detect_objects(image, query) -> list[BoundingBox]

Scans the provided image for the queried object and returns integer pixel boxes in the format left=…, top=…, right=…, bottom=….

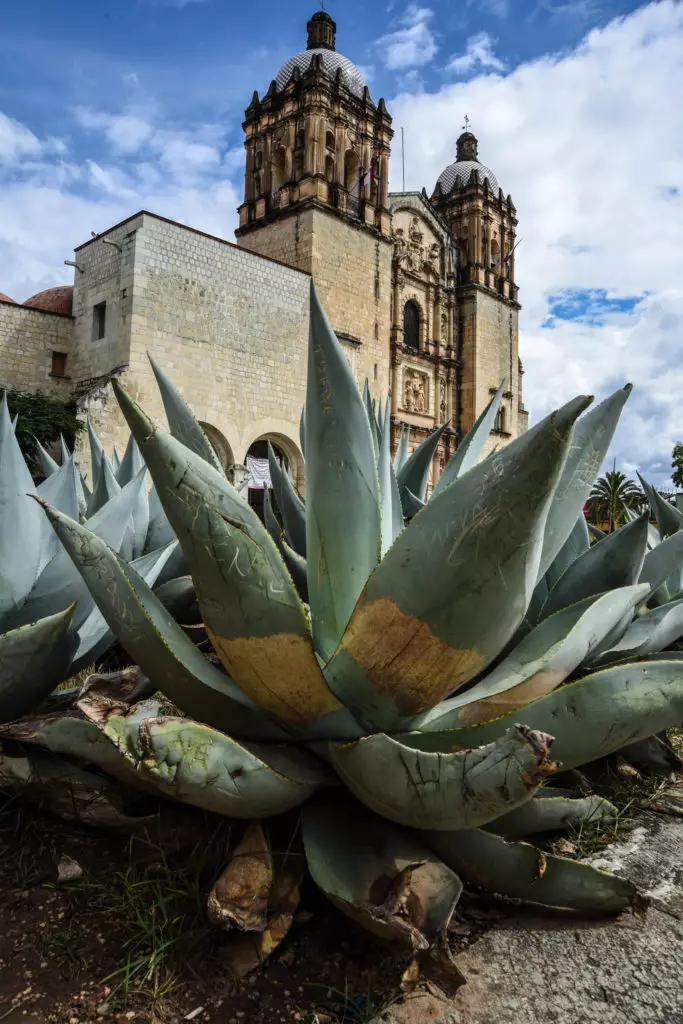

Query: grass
left=299, top=972, right=403, bottom=1023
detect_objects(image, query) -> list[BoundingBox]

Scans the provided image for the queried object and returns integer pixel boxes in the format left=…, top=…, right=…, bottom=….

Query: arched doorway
left=403, top=300, right=420, bottom=351
left=245, top=433, right=304, bottom=522
left=198, top=421, right=234, bottom=473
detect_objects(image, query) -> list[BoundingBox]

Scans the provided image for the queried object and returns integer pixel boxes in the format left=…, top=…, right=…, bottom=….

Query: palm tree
left=586, top=463, right=644, bottom=533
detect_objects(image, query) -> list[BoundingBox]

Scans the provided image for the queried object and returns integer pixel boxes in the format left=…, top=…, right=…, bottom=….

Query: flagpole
left=401, top=127, right=405, bottom=191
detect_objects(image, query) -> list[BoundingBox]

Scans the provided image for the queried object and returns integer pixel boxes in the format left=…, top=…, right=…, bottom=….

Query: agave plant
left=3, top=284, right=683, bottom=973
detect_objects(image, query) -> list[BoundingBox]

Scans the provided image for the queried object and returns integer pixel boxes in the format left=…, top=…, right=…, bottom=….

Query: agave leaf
left=281, top=538, right=309, bottom=605
left=305, top=284, right=382, bottom=663
left=405, top=659, right=683, bottom=771
left=116, top=432, right=145, bottom=486
left=263, top=485, right=281, bottom=545
left=484, top=792, right=618, bottom=840
left=362, top=380, right=380, bottom=462
left=208, top=822, right=273, bottom=930
left=114, top=383, right=357, bottom=736
left=34, top=436, right=59, bottom=477
left=544, top=514, right=590, bottom=593
left=638, top=473, right=683, bottom=538
left=324, top=396, right=591, bottom=731
left=39, top=501, right=290, bottom=741
left=79, top=697, right=333, bottom=818
left=397, top=422, right=448, bottom=508
left=70, top=540, right=180, bottom=674
left=299, top=406, right=306, bottom=458
left=432, top=382, right=504, bottom=497
left=276, top=453, right=306, bottom=558
left=302, top=795, right=462, bottom=951
left=153, top=575, right=197, bottom=620
left=0, top=747, right=156, bottom=827
left=377, top=398, right=401, bottom=556
left=14, top=469, right=147, bottom=630
left=422, top=829, right=636, bottom=914
left=148, top=353, right=224, bottom=474
left=87, top=416, right=105, bottom=493
left=111, top=447, right=120, bottom=474
left=0, top=605, right=77, bottom=722
left=267, top=443, right=285, bottom=521
left=639, top=530, right=683, bottom=595
left=588, top=597, right=683, bottom=667
left=10, top=412, right=17, bottom=433
left=539, top=513, right=649, bottom=620
left=34, top=454, right=80, bottom=572
left=329, top=725, right=556, bottom=830
left=538, top=384, right=632, bottom=580
left=76, top=470, right=90, bottom=519
left=420, top=585, right=649, bottom=729
left=87, top=453, right=120, bottom=515
left=59, top=434, right=70, bottom=464
left=401, top=487, right=425, bottom=519
left=393, top=426, right=410, bottom=473
left=620, top=732, right=683, bottom=773
left=0, top=395, right=44, bottom=623
left=145, top=485, right=175, bottom=551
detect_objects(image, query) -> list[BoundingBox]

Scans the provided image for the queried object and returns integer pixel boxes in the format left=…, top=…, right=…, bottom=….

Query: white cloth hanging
left=246, top=455, right=272, bottom=490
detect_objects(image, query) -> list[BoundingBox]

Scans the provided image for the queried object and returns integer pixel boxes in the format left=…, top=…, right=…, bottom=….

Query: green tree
left=586, top=464, right=643, bottom=533
left=5, top=390, right=83, bottom=479
left=672, top=443, right=683, bottom=490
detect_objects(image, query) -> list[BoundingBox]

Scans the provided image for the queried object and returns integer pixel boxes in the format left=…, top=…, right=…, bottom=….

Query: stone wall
left=0, top=300, right=74, bottom=397
left=77, top=212, right=311, bottom=481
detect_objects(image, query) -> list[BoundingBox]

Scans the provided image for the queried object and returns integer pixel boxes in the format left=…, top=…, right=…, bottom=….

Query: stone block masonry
left=0, top=301, right=74, bottom=398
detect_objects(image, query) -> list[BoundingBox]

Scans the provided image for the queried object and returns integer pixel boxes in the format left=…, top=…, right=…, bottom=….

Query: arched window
left=344, top=150, right=360, bottom=193
left=494, top=407, right=507, bottom=433
left=253, top=172, right=261, bottom=196
left=325, top=154, right=335, bottom=182
left=325, top=130, right=335, bottom=153
left=254, top=150, right=263, bottom=170
left=272, top=147, right=286, bottom=193
left=490, top=238, right=500, bottom=268
left=403, top=301, right=420, bottom=351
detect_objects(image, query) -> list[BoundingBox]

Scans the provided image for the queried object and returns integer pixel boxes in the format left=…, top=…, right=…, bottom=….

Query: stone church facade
left=0, top=10, right=527, bottom=495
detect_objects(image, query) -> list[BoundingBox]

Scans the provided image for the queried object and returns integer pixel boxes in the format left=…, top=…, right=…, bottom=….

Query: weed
left=302, top=969, right=402, bottom=1023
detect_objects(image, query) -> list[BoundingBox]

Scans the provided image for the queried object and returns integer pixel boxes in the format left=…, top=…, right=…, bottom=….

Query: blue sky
left=1, top=0, right=683, bottom=482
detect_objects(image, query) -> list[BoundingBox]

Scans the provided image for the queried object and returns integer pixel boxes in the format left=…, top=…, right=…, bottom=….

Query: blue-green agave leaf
left=113, top=381, right=358, bottom=737
left=537, top=384, right=632, bottom=580
left=145, top=485, right=175, bottom=552
left=540, top=512, right=649, bottom=620
left=324, top=395, right=591, bottom=731
left=329, top=725, right=556, bottom=830
left=419, top=585, right=649, bottom=729
left=393, top=426, right=410, bottom=473
left=281, top=537, right=309, bottom=606
left=544, top=514, right=590, bottom=593
left=589, top=597, right=683, bottom=667
left=87, top=453, right=120, bottom=515
left=377, top=398, right=401, bottom=556
left=299, top=405, right=306, bottom=457
left=397, top=422, right=448, bottom=508
left=305, top=283, right=381, bottom=663
left=432, top=381, right=504, bottom=496
left=59, top=434, right=70, bottom=465
left=148, top=352, right=224, bottom=475
left=277, top=452, right=307, bottom=559
left=117, top=432, right=145, bottom=486
left=34, top=437, right=59, bottom=477
left=405, top=659, right=683, bottom=771
left=40, top=500, right=290, bottom=741
left=422, top=829, right=636, bottom=914
left=484, top=791, right=618, bottom=840
left=638, top=473, right=683, bottom=538
left=639, top=529, right=683, bottom=594
left=362, top=381, right=380, bottom=462
left=111, top=447, right=120, bottom=474
left=87, top=416, right=105, bottom=493
left=0, top=604, right=77, bottom=722
left=34, top=454, right=80, bottom=572
left=302, top=795, right=462, bottom=951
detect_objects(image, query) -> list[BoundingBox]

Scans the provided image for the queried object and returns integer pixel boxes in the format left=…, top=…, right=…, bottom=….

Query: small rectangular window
left=92, top=301, right=106, bottom=341
left=51, top=351, right=67, bottom=377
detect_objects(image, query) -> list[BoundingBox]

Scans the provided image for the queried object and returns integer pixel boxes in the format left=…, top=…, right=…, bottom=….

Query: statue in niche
left=393, top=227, right=408, bottom=264
left=415, top=377, right=426, bottom=412
left=426, top=242, right=440, bottom=273
left=439, top=377, right=447, bottom=423
left=404, top=369, right=428, bottom=413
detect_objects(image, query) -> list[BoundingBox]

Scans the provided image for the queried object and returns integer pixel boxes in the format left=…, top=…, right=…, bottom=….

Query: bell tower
left=430, top=127, right=528, bottom=444
left=235, top=11, right=394, bottom=398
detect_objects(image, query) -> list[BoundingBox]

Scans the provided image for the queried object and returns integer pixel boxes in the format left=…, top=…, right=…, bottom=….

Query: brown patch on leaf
left=207, top=823, right=273, bottom=931
left=456, top=668, right=569, bottom=726
left=337, top=597, right=483, bottom=715
left=207, top=628, right=342, bottom=724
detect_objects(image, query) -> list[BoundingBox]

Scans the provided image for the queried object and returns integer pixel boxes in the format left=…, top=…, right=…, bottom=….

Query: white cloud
left=467, top=0, right=509, bottom=18
left=74, top=109, right=154, bottom=154
left=446, top=33, right=505, bottom=75
left=0, top=113, right=43, bottom=166
left=376, top=5, right=437, bottom=70
left=390, top=0, right=683, bottom=484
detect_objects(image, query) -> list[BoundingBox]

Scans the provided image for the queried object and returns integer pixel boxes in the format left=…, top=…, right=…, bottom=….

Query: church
left=0, top=9, right=527, bottom=499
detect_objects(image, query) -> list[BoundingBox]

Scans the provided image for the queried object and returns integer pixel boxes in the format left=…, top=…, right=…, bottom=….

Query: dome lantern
left=307, top=10, right=336, bottom=51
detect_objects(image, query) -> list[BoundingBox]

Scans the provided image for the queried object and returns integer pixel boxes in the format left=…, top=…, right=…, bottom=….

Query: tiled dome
left=436, top=160, right=500, bottom=195
left=23, top=285, right=73, bottom=316
left=275, top=49, right=366, bottom=97
left=0, top=293, right=16, bottom=304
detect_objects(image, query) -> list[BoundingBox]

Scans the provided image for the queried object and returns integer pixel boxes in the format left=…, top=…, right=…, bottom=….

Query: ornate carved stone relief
left=439, top=376, right=447, bottom=423
left=403, top=367, right=430, bottom=413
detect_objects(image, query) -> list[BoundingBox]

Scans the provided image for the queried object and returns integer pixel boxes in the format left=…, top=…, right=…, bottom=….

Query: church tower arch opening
left=245, top=432, right=305, bottom=521
left=403, top=299, right=420, bottom=352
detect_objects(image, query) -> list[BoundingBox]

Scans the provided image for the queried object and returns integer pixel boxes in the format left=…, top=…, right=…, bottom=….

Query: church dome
left=23, top=285, right=73, bottom=316
left=435, top=130, right=501, bottom=196
left=0, top=293, right=16, bottom=304
left=275, top=11, right=366, bottom=98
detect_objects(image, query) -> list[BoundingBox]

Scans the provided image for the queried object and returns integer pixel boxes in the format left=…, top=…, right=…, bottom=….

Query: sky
left=1, top=0, right=682, bottom=483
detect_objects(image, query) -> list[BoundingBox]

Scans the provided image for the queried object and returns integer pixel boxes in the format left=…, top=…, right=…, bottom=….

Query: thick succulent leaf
left=401, top=487, right=425, bottom=519
left=589, top=597, right=683, bottom=667
left=539, top=513, right=649, bottom=620
left=299, top=406, right=306, bottom=458
left=362, top=380, right=380, bottom=461
left=0, top=605, right=77, bottom=722
left=153, top=575, right=197, bottom=620
left=116, top=432, right=145, bottom=486
left=423, top=829, right=636, bottom=914
left=34, top=437, right=59, bottom=477
left=40, top=502, right=289, bottom=741
left=148, top=352, right=224, bottom=474
left=302, top=795, right=462, bottom=951
left=329, top=725, right=556, bottom=830
left=87, top=453, right=120, bottom=516
left=111, top=447, right=120, bottom=474
left=208, top=822, right=273, bottom=931
left=406, top=659, right=683, bottom=771
left=639, top=529, right=683, bottom=595
left=15, top=470, right=147, bottom=630
left=266, top=443, right=285, bottom=521
left=419, top=585, right=649, bottom=729
left=638, top=473, right=683, bottom=538
left=544, top=514, right=590, bottom=593
left=145, top=485, right=175, bottom=551
left=59, top=434, right=70, bottom=464
left=620, top=732, right=683, bottom=773
left=377, top=398, right=401, bottom=556
left=305, top=285, right=381, bottom=662
left=70, top=540, right=180, bottom=674
left=432, top=382, right=504, bottom=497
left=0, top=395, right=44, bottom=623
left=397, top=422, right=448, bottom=507
left=34, top=454, right=80, bottom=572
left=79, top=697, right=332, bottom=818
left=324, top=396, right=591, bottom=731
left=484, top=791, right=617, bottom=840
left=538, top=384, right=632, bottom=580
left=393, top=426, right=410, bottom=473
left=277, top=453, right=307, bottom=558
left=263, top=484, right=282, bottom=546
left=114, top=382, right=358, bottom=736
left=281, top=538, right=309, bottom=605
left=87, top=416, right=105, bottom=492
